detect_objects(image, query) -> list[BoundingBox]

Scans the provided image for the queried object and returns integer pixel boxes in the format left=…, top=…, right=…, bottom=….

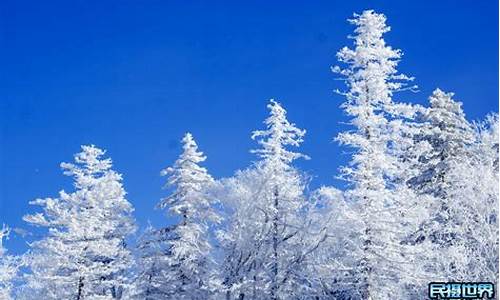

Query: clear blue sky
left=1, top=1, right=498, bottom=254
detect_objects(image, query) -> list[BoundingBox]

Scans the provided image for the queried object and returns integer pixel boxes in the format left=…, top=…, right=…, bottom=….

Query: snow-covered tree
left=429, top=114, right=499, bottom=282
left=138, top=133, right=219, bottom=299
left=22, top=145, right=136, bottom=300
left=404, top=89, right=476, bottom=283
left=333, top=10, right=430, bottom=299
left=409, top=89, right=474, bottom=201
left=0, top=225, right=19, bottom=300
left=459, top=114, right=499, bottom=282
left=217, top=99, right=329, bottom=299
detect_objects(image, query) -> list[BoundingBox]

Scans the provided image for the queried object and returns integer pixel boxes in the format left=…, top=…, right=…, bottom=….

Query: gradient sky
left=1, top=0, right=498, bottom=254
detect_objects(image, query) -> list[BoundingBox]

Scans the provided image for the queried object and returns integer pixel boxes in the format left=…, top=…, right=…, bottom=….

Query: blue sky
left=1, top=0, right=498, bottom=254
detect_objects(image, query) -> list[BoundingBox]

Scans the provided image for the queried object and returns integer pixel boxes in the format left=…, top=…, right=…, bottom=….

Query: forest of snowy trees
left=1, top=10, right=498, bottom=300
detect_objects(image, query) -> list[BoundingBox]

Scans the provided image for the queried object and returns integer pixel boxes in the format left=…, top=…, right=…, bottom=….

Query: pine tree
left=151, top=133, right=220, bottom=299
left=252, top=99, right=307, bottom=300
left=405, top=89, right=476, bottom=281
left=432, top=114, right=499, bottom=282
left=409, top=89, right=474, bottom=201
left=23, top=145, right=136, bottom=300
left=218, top=100, right=328, bottom=299
left=461, top=114, right=499, bottom=281
left=333, top=10, right=428, bottom=299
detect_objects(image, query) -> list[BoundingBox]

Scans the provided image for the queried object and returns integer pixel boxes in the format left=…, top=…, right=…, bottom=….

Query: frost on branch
left=0, top=225, right=20, bottom=300
left=251, top=99, right=309, bottom=166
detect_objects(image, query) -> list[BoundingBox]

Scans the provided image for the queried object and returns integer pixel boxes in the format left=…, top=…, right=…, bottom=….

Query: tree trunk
left=362, top=224, right=372, bottom=299
left=77, top=276, right=84, bottom=300
left=270, top=187, right=279, bottom=300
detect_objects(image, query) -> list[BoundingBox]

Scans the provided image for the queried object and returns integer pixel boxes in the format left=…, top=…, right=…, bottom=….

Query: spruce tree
left=152, top=133, right=220, bottom=299
left=218, top=100, right=327, bottom=299
left=334, top=10, right=428, bottom=299
left=23, top=145, right=136, bottom=299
